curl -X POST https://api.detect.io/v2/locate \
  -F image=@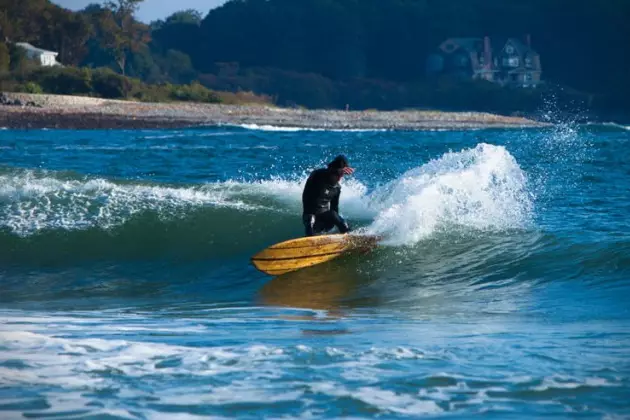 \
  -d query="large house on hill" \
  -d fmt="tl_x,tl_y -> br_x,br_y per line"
15,42 -> 61,67
426,36 -> 542,88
